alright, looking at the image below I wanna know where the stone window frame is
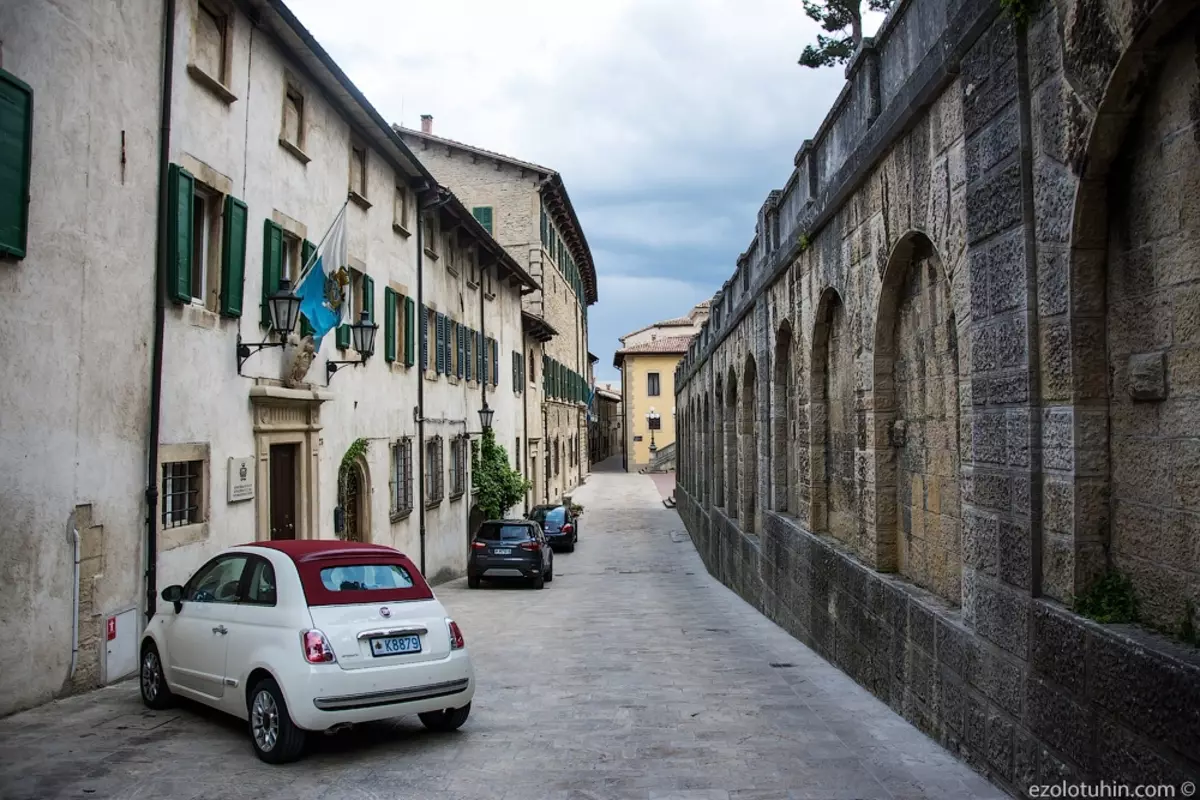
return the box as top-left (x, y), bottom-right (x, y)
top-left (647, 371), bottom-right (661, 397)
top-left (348, 137), bottom-right (370, 209)
top-left (393, 182), bottom-right (412, 237)
top-left (278, 73), bottom-right (310, 164)
top-left (179, 155), bottom-right (234, 317)
top-left (187, 0), bottom-right (237, 104)
top-left (158, 442), bottom-right (212, 552)
top-left (424, 435), bottom-right (444, 506)
top-left (390, 437), bottom-right (413, 521)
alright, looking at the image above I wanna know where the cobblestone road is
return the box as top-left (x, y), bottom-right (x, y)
top-left (0, 467), bottom-right (1004, 800)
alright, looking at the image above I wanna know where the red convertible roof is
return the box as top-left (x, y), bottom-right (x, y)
top-left (242, 540), bottom-right (406, 562)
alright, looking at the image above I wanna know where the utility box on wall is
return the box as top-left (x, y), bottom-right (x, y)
top-left (104, 608), bottom-right (138, 683)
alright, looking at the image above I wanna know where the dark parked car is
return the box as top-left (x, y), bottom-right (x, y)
top-left (468, 520), bottom-right (553, 589)
top-left (527, 504), bottom-right (578, 551)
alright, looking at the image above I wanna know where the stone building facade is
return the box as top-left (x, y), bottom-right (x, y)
top-left (397, 122), bottom-right (599, 506)
top-left (673, 0), bottom-right (1200, 792)
top-left (0, 0), bottom-right (535, 717)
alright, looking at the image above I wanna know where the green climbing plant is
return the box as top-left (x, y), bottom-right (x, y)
top-left (471, 428), bottom-right (531, 521)
top-left (338, 438), bottom-right (369, 498)
top-left (1074, 570), bottom-right (1139, 624)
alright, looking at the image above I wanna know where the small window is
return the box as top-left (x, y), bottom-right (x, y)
top-left (243, 559), bottom-right (277, 606)
top-left (281, 84), bottom-right (305, 153)
top-left (162, 460), bottom-right (203, 529)
top-left (468, 247), bottom-right (479, 285)
top-left (471, 206), bottom-right (494, 235)
top-left (194, 0), bottom-right (229, 85)
top-left (450, 436), bottom-right (467, 498)
top-left (476, 523), bottom-right (535, 541)
top-left (393, 184), bottom-right (410, 233)
top-left (185, 555), bottom-right (247, 603)
top-left (349, 143), bottom-right (367, 199)
top-left (423, 214), bottom-right (439, 259)
top-left (529, 351), bottom-right (536, 384)
top-left (282, 232), bottom-right (302, 284)
top-left (0, 70), bottom-right (33, 259)
top-left (425, 436), bottom-right (444, 504)
top-left (647, 372), bottom-right (661, 397)
top-left (391, 437), bottom-right (413, 517)
top-left (320, 564), bottom-right (414, 592)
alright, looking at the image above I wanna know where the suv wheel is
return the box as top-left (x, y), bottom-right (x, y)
top-left (248, 677), bottom-right (307, 763)
top-left (546, 555), bottom-right (554, 582)
top-left (467, 572), bottom-right (480, 589)
top-left (531, 568), bottom-right (545, 590)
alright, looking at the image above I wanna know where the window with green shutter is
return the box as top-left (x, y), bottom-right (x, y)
top-left (218, 196), bottom-right (248, 317)
top-left (166, 165), bottom-right (195, 304)
top-left (420, 305), bottom-right (428, 369)
top-left (465, 328), bottom-right (473, 382)
top-left (336, 323), bottom-right (350, 349)
top-left (491, 339), bottom-right (499, 387)
top-left (297, 240), bottom-right (314, 335)
top-left (471, 206), bottom-right (493, 236)
top-left (361, 274), bottom-right (375, 323)
top-left (457, 323), bottom-right (465, 378)
top-left (0, 69), bottom-right (33, 259)
top-left (543, 355), bottom-right (549, 394)
top-left (261, 218), bottom-right (283, 326)
top-left (384, 287), bottom-right (397, 362)
top-left (435, 313), bottom-right (445, 374)
top-left (404, 296), bottom-right (416, 366)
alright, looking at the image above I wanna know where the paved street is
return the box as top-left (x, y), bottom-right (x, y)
top-left (0, 468), bottom-right (1004, 800)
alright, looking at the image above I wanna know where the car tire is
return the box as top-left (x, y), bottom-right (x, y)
top-left (248, 677), bottom-right (307, 764)
top-left (531, 569), bottom-right (545, 590)
top-left (467, 573), bottom-right (480, 589)
top-left (419, 703), bottom-right (471, 732)
top-left (139, 642), bottom-right (174, 710)
top-left (565, 542), bottom-right (576, 553)
top-left (546, 557), bottom-right (554, 582)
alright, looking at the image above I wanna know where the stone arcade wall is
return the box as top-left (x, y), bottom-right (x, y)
top-left (673, 0), bottom-right (1200, 793)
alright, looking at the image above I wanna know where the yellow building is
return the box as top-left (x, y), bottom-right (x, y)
top-left (612, 302), bottom-right (709, 471)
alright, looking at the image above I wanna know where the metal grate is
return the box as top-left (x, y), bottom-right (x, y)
top-left (162, 460), bottom-right (202, 529)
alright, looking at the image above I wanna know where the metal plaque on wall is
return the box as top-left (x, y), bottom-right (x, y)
top-left (227, 457), bottom-right (255, 502)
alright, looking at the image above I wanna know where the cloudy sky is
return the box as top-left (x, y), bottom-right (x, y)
top-left (288, 0), bottom-right (868, 382)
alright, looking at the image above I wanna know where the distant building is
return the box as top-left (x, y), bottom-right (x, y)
top-left (613, 301), bottom-right (709, 471)
top-left (396, 120), bottom-right (598, 506)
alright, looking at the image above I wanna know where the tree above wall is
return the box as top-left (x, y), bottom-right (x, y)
top-left (472, 429), bottom-right (531, 521)
top-left (798, 0), bottom-right (894, 68)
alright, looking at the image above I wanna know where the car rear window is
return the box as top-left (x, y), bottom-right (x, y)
top-left (530, 507), bottom-right (565, 523)
top-left (319, 564), bottom-right (414, 592)
top-left (477, 523), bottom-right (533, 541)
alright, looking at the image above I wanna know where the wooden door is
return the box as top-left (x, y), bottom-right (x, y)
top-left (269, 444), bottom-right (298, 540)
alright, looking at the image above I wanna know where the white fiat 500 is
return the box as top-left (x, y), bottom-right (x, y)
top-left (139, 541), bottom-right (475, 763)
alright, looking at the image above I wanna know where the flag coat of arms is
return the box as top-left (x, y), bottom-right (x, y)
top-left (296, 206), bottom-right (350, 349)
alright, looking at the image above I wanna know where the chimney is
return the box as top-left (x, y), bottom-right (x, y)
top-left (420, 114), bottom-right (433, 134)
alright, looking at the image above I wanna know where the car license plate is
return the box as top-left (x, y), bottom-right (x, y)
top-left (493, 548), bottom-right (512, 555)
top-left (370, 634), bottom-right (421, 657)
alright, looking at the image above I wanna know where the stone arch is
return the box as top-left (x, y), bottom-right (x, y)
top-left (742, 355), bottom-right (760, 533)
top-left (337, 452), bottom-right (371, 543)
top-left (714, 375), bottom-right (725, 508)
top-left (1062, 2), bottom-right (1200, 629)
top-left (871, 231), bottom-right (961, 603)
top-left (773, 320), bottom-right (795, 513)
top-left (810, 287), bottom-right (856, 545)
top-left (725, 367), bottom-right (740, 520)
top-left (703, 393), bottom-right (712, 507)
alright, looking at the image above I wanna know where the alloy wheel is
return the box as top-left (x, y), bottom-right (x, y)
top-left (141, 650), bottom-right (160, 701)
top-left (251, 689), bottom-right (280, 752)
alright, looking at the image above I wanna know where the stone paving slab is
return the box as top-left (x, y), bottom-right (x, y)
top-left (0, 470), bottom-right (1007, 800)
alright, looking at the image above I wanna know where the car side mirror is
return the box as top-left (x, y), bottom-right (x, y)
top-left (161, 584), bottom-right (184, 613)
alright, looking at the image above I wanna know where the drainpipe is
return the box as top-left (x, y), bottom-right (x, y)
top-left (145, 0), bottom-right (177, 620)
top-left (620, 362), bottom-right (628, 472)
top-left (522, 350), bottom-right (529, 514)
top-left (69, 523), bottom-right (80, 679)
top-left (542, 404), bottom-right (550, 502)
top-left (479, 255), bottom-right (487, 432)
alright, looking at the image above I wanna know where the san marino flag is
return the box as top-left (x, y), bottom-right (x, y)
top-left (296, 204), bottom-right (350, 350)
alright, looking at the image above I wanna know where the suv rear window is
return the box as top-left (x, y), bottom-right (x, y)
top-left (320, 564), bottom-right (414, 592)
top-left (530, 507), bottom-right (565, 523)
top-left (477, 523), bottom-right (533, 541)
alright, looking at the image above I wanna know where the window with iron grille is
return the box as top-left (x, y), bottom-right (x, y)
top-left (390, 438), bottom-right (413, 518)
top-left (450, 436), bottom-right (467, 499)
top-left (162, 460), bottom-right (204, 529)
top-left (425, 436), bottom-right (444, 504)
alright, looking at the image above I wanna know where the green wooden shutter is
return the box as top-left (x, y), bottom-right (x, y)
top-left (435, 313), bottom-right (445, 374)
top-left (420, 305), bottom-right (428, 369)
top-left (384, 287), bottom-right (397, 362)
top-left (457, 324), bottom-right (465, 379)
top-left (218, 195), bottom-right (248, 317)
top-left (362, 274), bottom-right (375, 322)
top-left (0, 70), bottom-right (33, 259)
top-left (404, 296), bottom-right (415, 366)
top-left (471, 206), bottom-right (493, 235)
top-left (492, 339), bottom-right (499, 387)
top-left (465, 328), bottom-right (473, 382)
top-left (336, 323), bottom-right (350, 349)
top-left (298, 239), bottom-right (315, 335)
top-left (167, 164), bottom-right (194, 304)
top-left (261, 218), bottom-right (283, 326)
top-left (445, 319), bottom-right (454, 374)
top-left (543, 355), bottom-right (549, 393)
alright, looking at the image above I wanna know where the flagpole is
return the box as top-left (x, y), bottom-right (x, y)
top-left (295, 195), bottom-right (352, 285)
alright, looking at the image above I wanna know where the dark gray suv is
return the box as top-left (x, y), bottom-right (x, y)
top-left (467, 520), bottom-right (554, 590)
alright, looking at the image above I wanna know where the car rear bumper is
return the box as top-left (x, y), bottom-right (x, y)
top-left (544, 532), bottom-right (573, 546)
top-left (285, 650), bottom-right (475, 730)
top-left (469, 556), bottom-right (540, 576)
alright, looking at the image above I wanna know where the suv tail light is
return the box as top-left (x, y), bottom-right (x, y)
top-left (518, 541), bottom-right (539, 551)
top-left (301, 629), bottom-right (336, 663)
top-left (471, 541), bottom-right (487, 550)
top-left (561, 524), bottom-right (573, 534)
top-left (446, 619), bottom-right (465, 650)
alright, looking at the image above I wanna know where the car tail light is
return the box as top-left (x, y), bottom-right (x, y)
top-left (471, 541), bottom-right (487, 550)
top-left (561, 524), bottom-right (573, 534)
top-left (518, 541), bottom-right (539, 551)
top-left (301, 629), bottom-right (336, 664)
top-left (446, 619), bottom-right (465, 650)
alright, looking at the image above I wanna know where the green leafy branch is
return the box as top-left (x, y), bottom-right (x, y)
top-left (471, 428), bottom-right (531, 521)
